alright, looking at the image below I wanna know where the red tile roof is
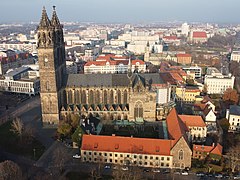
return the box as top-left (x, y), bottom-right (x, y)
top-left (210, 143), bottom-right (223, 156)
top-left (179, 115), bottom-right (206, 127)
top-left (192, 32), bottom-right (207, 38)
top-left (163, 36), bottom-right (179, 40)
top-left (85, 59), bottom-right (144, 67)
top-left (193, 143), bottom-right (222, 156)
top-left (176, 54), bottom-right (191, 58)
top-left (166, 108), bottom-right (188, 145)
top-left (81, 134), bottom-right (172, 155)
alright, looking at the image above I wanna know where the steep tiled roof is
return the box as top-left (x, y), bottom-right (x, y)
top-left (85, 59), bottom-right (144, 67)
top-left (179, 115), bottom-right (206, 127)
top-left (193, 143), bottom-right (222, 156)
top-left (67, 73), bottom-right (165, 88)
top-left (166, 108), bottom-right (188, 145)
top-left (81, 134), bottom-right (172, 155)
top-left (210, 143), bottom-right (223, 156)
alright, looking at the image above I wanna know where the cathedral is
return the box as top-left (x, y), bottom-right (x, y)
top-left (37, 7), bottom-right (173, 127)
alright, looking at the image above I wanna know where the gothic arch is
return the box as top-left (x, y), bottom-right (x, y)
top-left (67, 90), bottom-right (73, 104)
top-left (134, 100), bottom-right (143, 119)
top-left (103, 90), bottom-right (108, 104)
top-left (117, 90), bottom-right (121, 104)
top-left (75, 90), bottom-right (80, 104)
top-left (123, 89), bottom-right (128, 104)
top-left (81, 90), bottom-right (86, 104)
top-left (109, 90), bottom-right (114, 104)
top-left (88, 90), bottom-right (94, 104)
top-left (95, 90), bottom-right (101, 104)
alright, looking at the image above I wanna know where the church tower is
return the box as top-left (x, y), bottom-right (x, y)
top-left (37, 6), bottom-right (66, 127)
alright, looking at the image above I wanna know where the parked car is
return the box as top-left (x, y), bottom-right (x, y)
top-left (104, 165), bottom-right (111, 169)
top-left (143, 169), bottom-right (150, 172)
top-left (215, 173), bottom-right (223, 178)
top-left (121, 166), bottom-right (129, 171)
top-left (72, 154), bottom-right (81, 159)
top-left (152, 169), bottom-right (160, 173)
top-left (196, 172), bottom-right (205, 177)
top-left (181, 171), bottom-right (189, 175)
top-left (234, 175), bottom-right (240, 179)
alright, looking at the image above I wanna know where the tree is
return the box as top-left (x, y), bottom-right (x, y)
top-left (10, 117), bottom-right (24, 142)
top-left (52, 146), bottom-right (70, 175)
top-left (70, 114), bottom-right (80, 128)
top-left (71, 126), bottom-right (84, 147)
top-left (225, 143), bottom-right (240, 173)
top-left (0, 160), bottom-right (23, 180)
top-left (57, 123), bottom-right (72, 137)
top-left (223, 88), bottom-right (239, 104)
top-left (219, 118), bottom-right (230, 133)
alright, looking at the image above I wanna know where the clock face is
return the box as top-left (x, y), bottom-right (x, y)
top-left (44, 58), bottom-right (48, 62)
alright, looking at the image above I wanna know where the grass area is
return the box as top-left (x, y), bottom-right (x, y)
top-left (0, 121), bottom-right (45, 160)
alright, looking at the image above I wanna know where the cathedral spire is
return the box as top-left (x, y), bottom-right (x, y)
top-left (51, 6), bottom-right (61, 29)
top-left (39, 6), bottom-right (51, 29)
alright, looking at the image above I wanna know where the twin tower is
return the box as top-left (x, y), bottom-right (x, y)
top-left (37, 7), bottom-right (66, 127)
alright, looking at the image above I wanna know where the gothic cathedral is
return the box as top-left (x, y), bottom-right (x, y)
top-left (37, 7), bottom-right (66, 127)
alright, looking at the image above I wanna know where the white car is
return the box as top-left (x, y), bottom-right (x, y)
top-left (73, 154), bottom-right (81, 159)
top-left (121, 166), bottom-right (129, 171)
top-left (152, 169), bottom-right (160, 173)
top-left (181, 171), bottom-right (189, 175)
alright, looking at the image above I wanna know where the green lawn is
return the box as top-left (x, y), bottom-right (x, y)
top-left (0, 121), bottom-right (45, 160)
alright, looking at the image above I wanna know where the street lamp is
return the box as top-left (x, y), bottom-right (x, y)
top-left (33, 148), bottom-right (36, 159)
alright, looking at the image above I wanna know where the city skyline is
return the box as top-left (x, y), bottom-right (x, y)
top-left (1, 0), bottom-right (240, 24)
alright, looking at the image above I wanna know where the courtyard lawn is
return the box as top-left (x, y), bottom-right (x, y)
top-left (0, 121), bottom-right (45, 160)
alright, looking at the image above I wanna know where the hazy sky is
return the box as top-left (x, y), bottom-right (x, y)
top-left (0, 0), bottom-right (239, 23)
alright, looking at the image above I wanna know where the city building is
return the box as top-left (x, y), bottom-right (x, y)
top-left (81, 108), bottom-right (192, 169)
top-left (204, 67), bottom-right (235, 94)
top-left (0, 41), bottom-right (37, 54)
top-left (84, 58), bottom-right (146, 74)
top-left (192, 143), bottom-right (222, 160)
top-left (175, 86), bottom-right (201, 104)
top-left (190, 31), bottom-right (208, 44)
top-left (0, 66), bottom-right (40, 95)
top-left (176, 54), bottom-right (192, 65)
top-left (226, 105), bottom-right (240, 132)
top-left (179, 115), bottom-right (207, 142)
top-left (0, 49), bottom-right (35, 75)
top-left (230, 51), bottom-right (240, 62)
top-left (182, 66), bottom-right (202, 78)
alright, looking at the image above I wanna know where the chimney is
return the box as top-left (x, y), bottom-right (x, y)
top-left (212, 143), bottom-right (215, 147)
top-left (112, 134), bottom-right (115, 136)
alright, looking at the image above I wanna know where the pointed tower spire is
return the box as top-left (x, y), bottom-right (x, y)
top-left (51, 6), bottom-right (61, 28)
top-left (39, 6), bottom-right (51, 29)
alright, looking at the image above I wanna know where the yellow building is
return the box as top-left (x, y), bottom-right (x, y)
top-left (175, 86), bottom-right (201, 104)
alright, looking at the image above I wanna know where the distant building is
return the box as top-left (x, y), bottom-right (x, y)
top-left (190, 31), bottom-right (208, 44)
top-left (0, 42), bottom-right (37, 54)
top-left (192, 143), bottom-right (222, 160)
top-left (182, 66), bottom-right (202, 78)
top-left (230, 51), bottom-right (240, 62)
top-left (0, 49), bottom-right (35, 75)
top-left (226, 105), bottom-right (240, 132)
top-left (162, 36), bottom-right (181, 46)
top-left (204, 67), bottom-right (235, 94)
top-left (176, 54), bottom-right (192, 65)
top-left (0, 66), bottom-right (40, 95)
top-left (175, 86), bottom-right (201, 104)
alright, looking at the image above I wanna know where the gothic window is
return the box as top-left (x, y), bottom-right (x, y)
top-left (95, 90), bottom-right (101, 104)
top-left (81, 90), bottom-right (86, 104)
top-left (103, 90), bottom-right (108, 104)
top-left (75, 90), bottom-right (80, 104)
top-left (123, 90), bottom-right (128, 104)
top-left (109, 90), bottom-right (114, 104)
top-left (117, 90), bottom-right (121, 104)
top-left (178, 150), bottom-right (184, 160)
top-left (67, 90), bottom-right (73, 104)
top-left (134, 101), bottom-right (143, 119)
top-left (46, 81), bottom-right (50, 91)
top-left (42, 32), bottom-right (46, 44)
top-left (89, 90), bottom-right (94, 104)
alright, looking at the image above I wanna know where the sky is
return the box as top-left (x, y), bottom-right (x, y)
top-left (0, 0), bottom-right (240, 24)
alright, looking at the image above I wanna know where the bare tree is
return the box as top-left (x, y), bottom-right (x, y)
top-left (52, 146), bottom-right (71, 175)
top-left (11, 117), bottom-right (24, 141)
top-left (226, 143), bottom-right (240, 173)
top-left (0, 160), bottom-right (23, 180)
